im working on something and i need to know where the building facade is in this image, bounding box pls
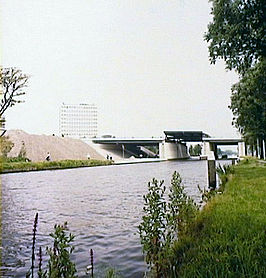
[59,103,97,139]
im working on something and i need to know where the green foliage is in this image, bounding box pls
[198,164,234,203]
[216,163,234,186]
[4,156,29,163]
[230,58,266,140]
[168,173,199,238]
[216,164,234,176]
[205,0,265,142]
[189,144,202,156]
[139,177,167,275]
[0,136,14,158]
[27,221,77,278]
[170,160,266,277]
[205,0,265,75]
[197,185,217,203]
[139,172,198,277]
[1,159,112,173]
[46,223,77,278]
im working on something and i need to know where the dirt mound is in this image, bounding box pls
[6,130,104,162]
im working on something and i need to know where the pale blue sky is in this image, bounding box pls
[1,0,239,138]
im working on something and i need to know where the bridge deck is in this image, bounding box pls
[164,131,210,142]
[203,138,243,145]
[92,137,164,145]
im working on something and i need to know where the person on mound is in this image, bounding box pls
[45,152,51,161]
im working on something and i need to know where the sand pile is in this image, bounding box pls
[6,130,104,162]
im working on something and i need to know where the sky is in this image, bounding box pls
[1,0,240,138]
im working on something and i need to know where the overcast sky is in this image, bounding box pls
[1,0,240,138]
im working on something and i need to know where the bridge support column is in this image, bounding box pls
[207,159,216,189]
[159,142,165,159]
[163,142,178,159]
[159,141,188,160]
[203,142,215,159]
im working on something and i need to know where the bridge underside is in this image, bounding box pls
[114,143,159,159]
[90,142,159,160]
[202,139,245,159]
[91,139,189,160]
[90,132,244,161]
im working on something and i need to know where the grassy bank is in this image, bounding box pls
[0,159,113,173]
[171,159,266,277]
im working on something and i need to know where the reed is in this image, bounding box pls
[26,213,38,278]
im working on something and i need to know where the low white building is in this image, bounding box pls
[59,103,97,139]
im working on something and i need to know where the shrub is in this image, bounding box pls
[139,171,198,277]
[26,216,77,278]
[45,223,77,278]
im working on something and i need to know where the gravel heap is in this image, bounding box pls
[6,130,104,162]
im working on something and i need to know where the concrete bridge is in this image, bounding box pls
[202,138,245,160]
[90,131,245,161]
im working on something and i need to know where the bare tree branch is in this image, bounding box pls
[0,67,29,117]
[0,67,29,136]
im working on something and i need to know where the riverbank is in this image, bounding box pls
[0,159,113,174]
[170,158,266,277]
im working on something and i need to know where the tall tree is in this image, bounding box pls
[230,58,266,138]
[230,58,266,156]
[205,0,265,156]
[205,0,266,75]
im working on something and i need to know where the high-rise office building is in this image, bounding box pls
[59,103,97,139]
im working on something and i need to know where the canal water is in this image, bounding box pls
[1,160,209,277]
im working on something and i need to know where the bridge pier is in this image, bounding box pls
[202,141,215,159]
[159,141,189,160]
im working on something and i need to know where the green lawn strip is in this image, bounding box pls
[1,159,112,173]
[172,160,266,278]
[0,171,2,268]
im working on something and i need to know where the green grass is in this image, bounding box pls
[0,159,112,173]
[0,175,2,270]
[171,159,266,278]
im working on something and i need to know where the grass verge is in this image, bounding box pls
[171,159,266,277]
[0,159,113,174]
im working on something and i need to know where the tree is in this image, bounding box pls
[189,144,202,156]
[230,58,266,156]
[0,136,14,158]
[205,0,265,155]
[205,0,265,75]
[230,59,266,135]
[0,67,29,135]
